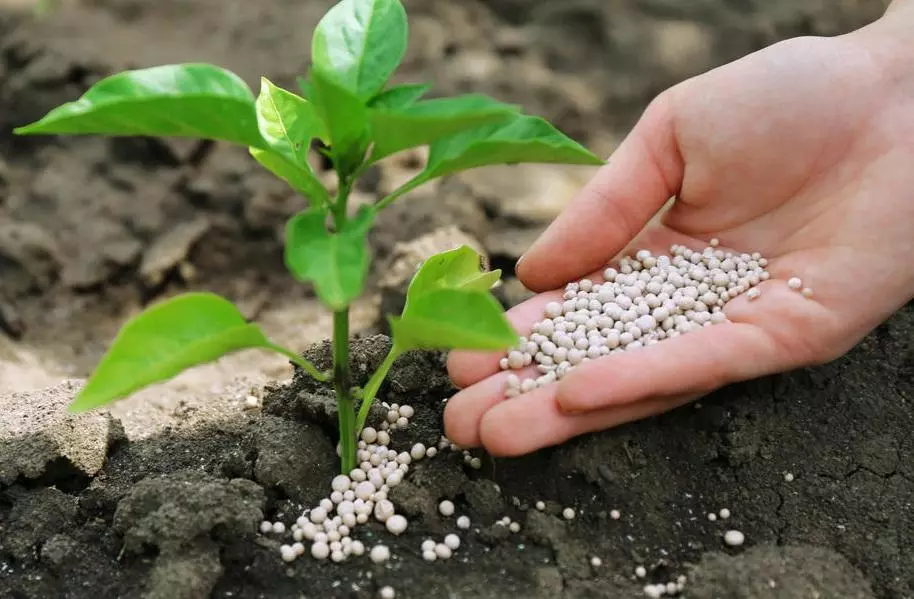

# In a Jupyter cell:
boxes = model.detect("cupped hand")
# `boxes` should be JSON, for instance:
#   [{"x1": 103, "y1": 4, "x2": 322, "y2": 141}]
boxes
[{"x1": 443, "y1": 23, "x2": 914, "y2": 456}]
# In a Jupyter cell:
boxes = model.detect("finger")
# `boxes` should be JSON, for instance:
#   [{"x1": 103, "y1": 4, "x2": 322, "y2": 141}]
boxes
[
  {"x1": 443, "y1": 366, "x2": 539, "y2": 448},
  {"x1": 555, "y1": 319, "x2": 784, "y2": 413},
  {"x1": 447, "y1": 290, "x2": 564, "y2": 389},
  {"x1": 516, "y1": 92, "x2": 684, "y2": 292},
  {"x1": 478, "y1": 386, "x2": 699, "y2": 457}
]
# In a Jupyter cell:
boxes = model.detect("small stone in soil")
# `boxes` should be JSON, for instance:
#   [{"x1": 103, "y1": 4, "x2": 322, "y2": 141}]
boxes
[
  {"x1": 562, "y1": 507, "x2": 576, "y2": 520},
  {"x1": 610, "y1": 509, "x2": 621, "y2": 520},
  {"x1": 379, "y1": 586, "x2": 396, "y2": 599},
  {"x1": 456, "y1": 515, "x2": 471, "y2": 529},
  {"x1": 719, "y1": 508, "x2": 731, "y2": 519}
]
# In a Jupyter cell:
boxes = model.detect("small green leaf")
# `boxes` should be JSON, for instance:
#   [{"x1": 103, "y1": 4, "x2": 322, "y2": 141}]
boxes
[
  {"x1": 15, "y1": 64, "x2": 266, "y2": 148},
  {"x1": 368, "y1": 94, "x2": 520, "y2": 162},
  {"x1": 284, "y1": 206, "x2": 375, "y2": 310},
  {"x1": 256, "y1": 77, "x2": 329, "y2": 156},
  {"x1": 407, "y1": 245, "x2": 501, "y2": 298},
  {"x1": 368, "y1": 83, "x2": 432, "y2": 110},
  {"x1": 423, "y1": 113, "x2": 604, "y2": 180},
  {"x1": 389, "y1": 289, "x2": 517, "y2": 352},
  {"x1": 249, "y1": 147, "x2": 331, "y2": 207},
  {"x1": 389, "y1": 245, "x2": 515, "y2": 353},
  {"x1": 309, "y1": 67, "x2": 370, "y2": 174},
  {"x1": 311, "y1": 0, "x2": 408, "y2": 100},
  {"x1": 69, "y1": 293, "x2": 303, "y2": 412},
  {"x1": 251, "y1": 79, "x2": 330, "y2": 205}
]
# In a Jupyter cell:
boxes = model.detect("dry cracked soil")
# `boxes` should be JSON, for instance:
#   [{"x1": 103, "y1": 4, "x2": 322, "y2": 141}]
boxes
[{"x1": 1, "y1": 0, "x2": 910, "y2": 598}]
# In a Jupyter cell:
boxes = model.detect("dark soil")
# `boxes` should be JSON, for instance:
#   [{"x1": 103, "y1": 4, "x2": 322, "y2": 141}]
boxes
[
  {"x1": 3, "y1": 313, "x2": 913, "y2": 598},
  {"x1": 2, "y1": 0, "x2": 910, "y2": 598}
]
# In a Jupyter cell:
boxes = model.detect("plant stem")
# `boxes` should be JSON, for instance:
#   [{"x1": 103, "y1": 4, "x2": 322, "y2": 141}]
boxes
[
  {"x1": 375, "y1": 173, "x2": 428, "y2": 211},
  {"x1": 332, "y1": 308, "x2": 356, "y2": 474},
  {"x1": 354, "y1": 344, "x2": 400, "y2": 434},
  {"x1": 333, "y1": 177, "x2": 353, "y2": 227},
  {"x1": 331, "y1": 174, "x2": 356, "y2": 474}
]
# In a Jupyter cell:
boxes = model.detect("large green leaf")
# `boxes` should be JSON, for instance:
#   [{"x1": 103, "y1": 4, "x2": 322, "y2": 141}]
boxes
[
  {"x1": 407, "y1": 245, "x2": 501, "y2": 299},
  {"x1": 69, "y1": 293, "x2": 304, "y2": 412},
  {"x1": 284, "y1": 206, "x2": 375, "y2": 310},
  {"x1": 368, "y1": 94, "x2": 520, "y2": 162},
  {"x1": 311, "y1": 0, "x2": 408, "y2": 100},
  {"x1": 249, "y1": 147, "x2": 331, "y2": 206},
  {"x1": 15, "y1": 64, "x2": 266, "y2": 148},
  {"x1": 389, "y1": 289, "x2": 517, "y2": 352},
  {"x1": 309, "y1": 67, "x2": 370, "y2": 174},
  {"x1": 368, "y1": 82, "x2": 431, "y2": 110},
  {"x1": 423, "y1": 114, "x2": 604, "y2": 179}
]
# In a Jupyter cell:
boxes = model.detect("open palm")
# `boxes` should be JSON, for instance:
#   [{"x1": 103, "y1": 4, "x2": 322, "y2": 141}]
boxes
[{"x1": 443, "y1": 30, "x2": 914, "y2": 456}]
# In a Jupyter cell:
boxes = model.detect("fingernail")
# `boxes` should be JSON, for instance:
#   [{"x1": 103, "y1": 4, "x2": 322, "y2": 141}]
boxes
[{"x1": 554, "y1": 395, "x2": 583, "y2": 415}]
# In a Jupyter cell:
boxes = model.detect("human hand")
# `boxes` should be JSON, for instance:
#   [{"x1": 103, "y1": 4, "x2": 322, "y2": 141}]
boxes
[{"x1": 443, "y1": 12, "x2": 914, "y2": 456}]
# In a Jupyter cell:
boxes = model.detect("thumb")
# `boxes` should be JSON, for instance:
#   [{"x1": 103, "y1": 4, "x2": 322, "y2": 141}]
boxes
[{"x1": 517, "y1": 92, "x2": 684, "y2": 292}]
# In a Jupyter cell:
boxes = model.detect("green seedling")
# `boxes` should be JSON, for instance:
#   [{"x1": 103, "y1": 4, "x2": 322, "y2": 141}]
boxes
[{"x1": 14, "y1": 0, "x2": 604, "y2": 474}]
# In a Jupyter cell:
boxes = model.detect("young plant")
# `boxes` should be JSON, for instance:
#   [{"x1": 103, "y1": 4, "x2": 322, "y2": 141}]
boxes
[{"x1": 14, "y1": 0, "x2": 604, "y2": 474}]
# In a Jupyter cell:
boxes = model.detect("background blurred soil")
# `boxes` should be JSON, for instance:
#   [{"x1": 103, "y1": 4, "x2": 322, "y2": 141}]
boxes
[{"x1": 1, "y1": 1, "x2": 909, "y2": 598}]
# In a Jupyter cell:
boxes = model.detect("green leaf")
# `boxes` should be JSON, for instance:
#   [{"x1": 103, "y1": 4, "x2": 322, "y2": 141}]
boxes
[
  {"x1": 388, "y1": 245, "x2": 515, "y2": 353},
  {"x1": 309, "y1": 67, "x2": 370, "y2": 173},
  {"x1": 311, "y1": 0, "x2": 408, "y2": 100},
  {"x1": 14, "y1": 64, "x2": 266, "y2": 148},
  {"x1": 251, "y1": 78, "x2": 330, "y2": 205},
  {"x1": 389, "y1": 289, "x2": 517, "y2": 352},
  {"x1": 423, "y1": 114, "x2": 604, "y2": 180},
  {"x1": 297, "y1": 76, "x2": 314, "y2": 100},
  {"x1": 249, "y1": 147, "x2": 331, "y2": 206},
  {"x1": 368, "y1": 94, "x2": 520, "y2": 162},
  {"x1": 284, "y1": 206, "x2": 375, "y2": 310},
  {"x1": 407, "y1": 245, "x2": 501, "y2": 298},
  {"x1": 256, "y1": 77, "x2": 328, "y2": 155},
  {"x1": 69, "y1": 293, "x2": 299, "y2": 412},
  {"x1": 368, "y1": 82, "x2": 431, "y2": 110}
]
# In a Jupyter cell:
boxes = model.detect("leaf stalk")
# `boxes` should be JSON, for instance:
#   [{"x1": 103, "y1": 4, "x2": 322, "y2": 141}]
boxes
[{"x1": 355, "y1": 344, "x2": 400, "y2": 434}]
